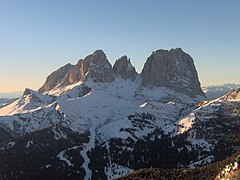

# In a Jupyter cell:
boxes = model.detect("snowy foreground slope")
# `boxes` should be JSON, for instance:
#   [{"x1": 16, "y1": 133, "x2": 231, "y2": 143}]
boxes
[
  {"x1": 0, "y1": 49, "x2": 240, "y2": 179},
  {"x1": 0, "y1": 79, "x2": 201, "y2": 179}
]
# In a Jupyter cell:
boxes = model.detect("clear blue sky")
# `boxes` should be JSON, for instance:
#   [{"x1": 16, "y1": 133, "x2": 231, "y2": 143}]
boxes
[{"x1": 0, "y1": 0, "x2": 240, "y2": 92}]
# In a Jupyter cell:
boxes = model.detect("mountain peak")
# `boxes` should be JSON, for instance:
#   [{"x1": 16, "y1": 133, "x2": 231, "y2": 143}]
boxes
[
  {"x1": 93, "y1": 49, "x2": 105, "y2": 55},
  {"x1": 113, "y1": 56, "x2": 137, "y2": 80},
  {"x1": 38, "y1": 48, "x2": 205, "y2": 98},
  {"x1": 60, "y1": 50, "x2": 114, "y2": 86},
  {"x1": 23, "y1": 88, "x2": 32, "y2": 96},
  {"x1": 141, "y1": 48, "x2": 204, "y2": 97},
  {"x1": 87, "y1": 49, "x2": 108, "y2": 65},
  {"x1": 170, "y1": 47, "x2": 183, "y2": 52},
  {"x1": 152, "y1": 47, "x2": 184, "y2": 57}
]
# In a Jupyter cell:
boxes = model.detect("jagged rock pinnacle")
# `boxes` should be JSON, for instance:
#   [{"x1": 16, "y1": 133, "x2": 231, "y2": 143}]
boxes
[{"x1": 113, "y1": 56, "x2": 138, "y2": 80}]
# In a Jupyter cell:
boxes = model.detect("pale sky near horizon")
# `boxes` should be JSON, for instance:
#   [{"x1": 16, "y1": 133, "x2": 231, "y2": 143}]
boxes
[{"x1": 0, "y1": 0, "x2": 240, "y2": 93}]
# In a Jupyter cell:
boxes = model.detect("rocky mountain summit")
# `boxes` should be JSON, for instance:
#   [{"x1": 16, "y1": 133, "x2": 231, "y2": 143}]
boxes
[
  {"x1": 113, "y1": 56, "x2": 137, "y2": 80},
  {"x1": 0, "y1": 48, "x2": 239, "y2": 179},
  {"x1": 39, "y1": 50, "x2": 115, "y2": 95},
  {"x1": 38, "y1": 48, "x2": 204, "y2": 98},
  {"x1": 62, "y1": 50, "x2": 115, "y2": 86},
  {"x1": 141, "y1": 48, "x2": 204, "y2": 97}
]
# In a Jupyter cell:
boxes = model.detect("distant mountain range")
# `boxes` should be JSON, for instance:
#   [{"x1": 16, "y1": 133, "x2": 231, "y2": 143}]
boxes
[
  {"x1": 203, "y1": 83, "x2": 240, "y2": 100},
  {"x1": 0, "y1": 98, "x2": 18, "y2": 109},
  {"x1": 1, "y1": 83, "x2": 238, "y2": 100},
  {"x1": 0, "y1": 91, "x2": 22, "y2": 99},
  {"x1": 0, "y1": 48, "x2": 239, "y2": 179}
]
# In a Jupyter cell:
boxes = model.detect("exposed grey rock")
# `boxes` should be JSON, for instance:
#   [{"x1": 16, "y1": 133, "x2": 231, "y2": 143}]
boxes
[
  {"x1": 113, "y1": 56, "x2": 138, "y2": 80},
  {"x1": 62, "y1": 50, "x2": 115, "y2": 85},
  {"x1": 61, "y1": 60, "x2": 83, "y2": 85},
  {"x1": 23, "y1": 88, "x2": 32, "y2": 96},
  {"x1": 39, "y1": 50, "x2": 115, "y2": 93},
  {"x1": 38, "y1": 48, "x2": 204, "y2": 97},
  {"x1": 141, "y1": 48, "x2": 204, "y2": 97},
  {"x1": 85, "y1": 50, "x2": 115, "y2": 83},
  {"x1": 39, "y1": 63, "x2": 73, "y2": 93}
]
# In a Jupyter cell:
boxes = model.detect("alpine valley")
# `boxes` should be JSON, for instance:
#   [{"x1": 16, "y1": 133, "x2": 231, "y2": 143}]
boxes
[{"x1": 0, "y1": 48, "x2": 240, "y2": 180}]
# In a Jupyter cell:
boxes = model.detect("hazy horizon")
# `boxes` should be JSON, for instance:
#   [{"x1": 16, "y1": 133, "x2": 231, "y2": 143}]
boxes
[
  {"x1": 1, "y1": 82, "x2": 240, "y2": 97},
  {"x1": 1, "y1": 0, "x2": 240, "y2": 92}
]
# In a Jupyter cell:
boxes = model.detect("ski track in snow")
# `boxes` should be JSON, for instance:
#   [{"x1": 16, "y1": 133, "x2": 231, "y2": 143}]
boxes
[
  {"x1": 57, "y1": 150, "x2": 73, "y2": 166},
  {"x1": 0, "y1": 79, "x2": 216, "y2": 179},
  {"x1": 80, "y1": 124, "x2": 96, "y2": 180}
]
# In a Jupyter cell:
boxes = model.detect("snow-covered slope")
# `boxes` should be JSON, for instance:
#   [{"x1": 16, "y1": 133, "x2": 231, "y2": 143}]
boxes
[
  {"x1": 0, "y1": 98, "x2": 17, "y2": 109},
  {"x1": 0, "y1": 88, "x2": 54, "y2": 116},
  {"x1": 0, "y1": 104, "x2": 63, "y2": 136},
  {"x1": 1, "y1": 49, "x2": 239, "y2": 179},
  {"x1": 0, "y1": 77, "x2": 204, "y2": 179},
  {"x1": 175, "y1": 88, "x2": 240, "y2": 136}
]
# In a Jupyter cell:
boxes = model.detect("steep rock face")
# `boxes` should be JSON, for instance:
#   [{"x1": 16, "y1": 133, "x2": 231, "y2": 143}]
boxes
[
  {"x1": 113, "y1": 56, "x2": 138, "y2": 80},
  {"x1": 62, "y1": 50, "x2": 115, "y2": 85},
  {"x1": 141, "y1": 48, "x2": 204, "y2": 97},
  {"x1": 61, "y1": 60, "x2": 84, "y2": 85},
  {"x1": 38, "y1": 63, "x2": 73, "y2": 93},
  {"x1": 86, "y1": 50, "x2": 115, "y2": 83}
]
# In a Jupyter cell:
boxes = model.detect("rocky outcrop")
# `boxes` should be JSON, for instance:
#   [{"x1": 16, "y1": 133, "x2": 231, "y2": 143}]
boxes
[
  {"x1": 23, "y1": 88, "x2": 32, "y2": 96},
  {"x1": 86, "y1": 50, "x2": 115, "y2": 83},
  {"x1": 113, "y1": 56, "x2": 138, "y2": 80},
  {"x1": 39, "y1": 48, "x2": 204, "y2": 97},
  {"x1": 38, "y1": 63, "x2": 73, "y2": 93},
  {"x1": 62, "y1": 50, "x2": 115, "y2": 85},
  {"x1": 39, "y1": 50, "x2": 115, "y2": 93},
  {"x1": 141, "y1": 48, "x2": 204, "y2": 97},
  {"x1": 224, "y1": 88, "x2": 240, "y2": 101}
]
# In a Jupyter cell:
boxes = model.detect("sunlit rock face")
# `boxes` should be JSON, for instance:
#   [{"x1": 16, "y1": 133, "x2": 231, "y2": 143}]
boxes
[
  {"x1": 39, "y1": 50, "x2": 115, "y2": 94},
  {"x1": 62, "y1": 49, "x2": 115, "y2": 85},
  {"x1": 39, "y1": 63, "x2": 73, "y2": 93},
  {"x1": 141, "y1": 48, "x2": 204, "y2": 97}
]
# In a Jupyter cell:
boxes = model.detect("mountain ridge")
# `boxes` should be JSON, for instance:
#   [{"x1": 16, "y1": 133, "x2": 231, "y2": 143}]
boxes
[
  {"x1": 203, "y1": 83, "x2": 240, "y2": 100},
  {"x1": 1, "y1": 48, "x2": 239, "y2": 179},
  {"x1": 38, "y1": 48, "x2": 204, "y2": 98}
]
